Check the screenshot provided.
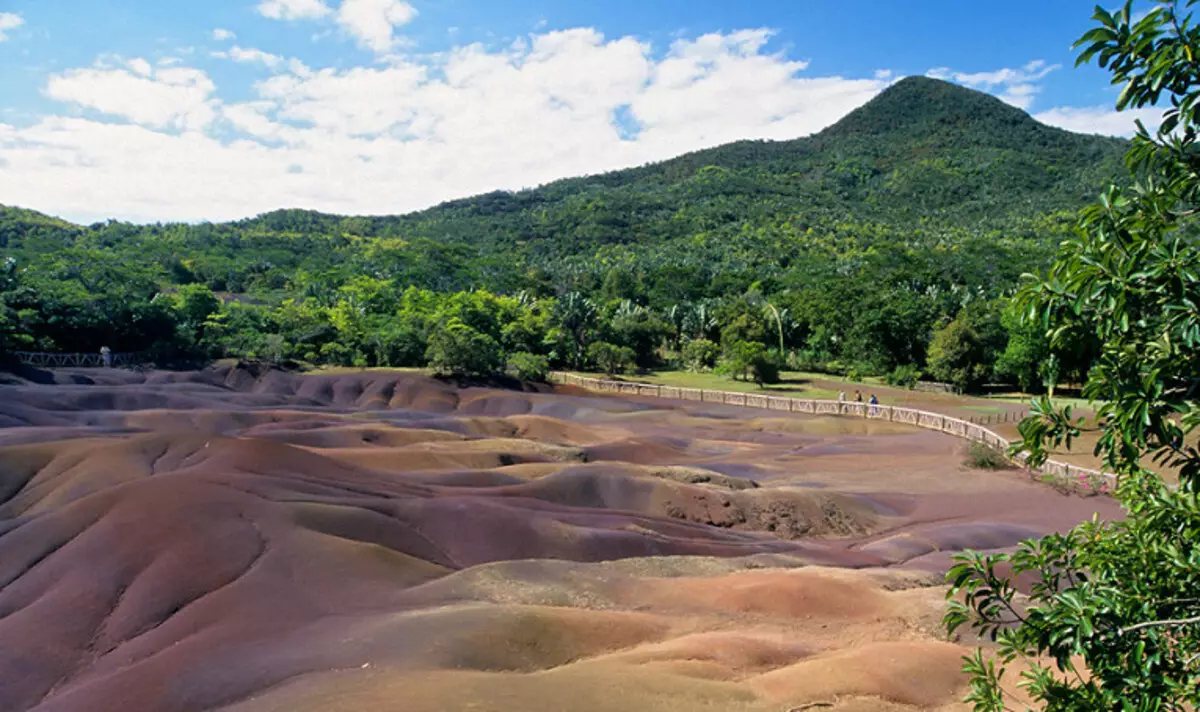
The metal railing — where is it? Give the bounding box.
[549,372,1116,489]
[11,351,141,368]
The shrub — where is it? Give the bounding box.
[318,341,353,366]
[681,338,720,372]
[751,351,783,385]
[721,340,783,385]
[587,341,636,376]
[885,364,922,389]
[507,351,550,382]
[786,348,821,372]
[962,441,1009,470]
[425,319,505,377]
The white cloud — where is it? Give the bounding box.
[0,12,24,42]
[336,0,418,54]
[127,58,153,77]
[5,28,897,223]
[212,28,236,41]
[1034,105,1163,137]
[44,61,217,131]
[213,46,285,70]
[927,59,1060,110]
[257,0,331,21]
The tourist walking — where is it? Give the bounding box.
[100,346,112,368]
[869,393,879,416]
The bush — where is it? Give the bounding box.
[721,340,783,385]
[681,338,720,371]
[587,341,636,376]
[507,351,550,382]
[425,319,505,377]
[962,441,1010,470]
[885,364,922,389]
[751,351,783,385]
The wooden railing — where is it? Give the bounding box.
[11,351,141,368]
[549,372,1116,490]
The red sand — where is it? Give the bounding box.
[0,364,1118,712]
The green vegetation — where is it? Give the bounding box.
[506,351,550,382]
[946,3,1200,709]
[962,441,1010,471]
[2,76,1124,387]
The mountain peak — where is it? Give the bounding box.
[821,75,1040,140]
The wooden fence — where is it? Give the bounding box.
[549,372,1116,490]
[11,351,141,368]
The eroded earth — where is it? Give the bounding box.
[0,364,1120,712]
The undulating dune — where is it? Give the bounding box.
[0,364,1119,712]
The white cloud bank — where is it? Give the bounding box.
[0,12,24,42]
[1,28,890,223]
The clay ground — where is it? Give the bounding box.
[575,369,1144,476]
[0,364,1120,712]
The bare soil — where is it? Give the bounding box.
[0,364,1118,712]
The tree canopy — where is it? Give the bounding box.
[945,2,1200,708]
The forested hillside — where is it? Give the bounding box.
[0,76,1128,390]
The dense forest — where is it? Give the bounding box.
[0,76,1129,390]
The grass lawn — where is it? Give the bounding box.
[307,365,426,375]
[570,369,1027,414]
[569,370,845,400]
[985,392,1099,412]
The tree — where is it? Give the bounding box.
[425,319,505,378]
[171,283,222,356]
[0,257,32,355]
[681,338,720,372]
[926,313,989,392]
[720,340,781,385]
[842,289,935,374]
[587,341,636,376]
[946,4,1200,709]
[606,300,671,368]
[507,351,550,382]
[994,303,1052,393]
[553,292,598,368]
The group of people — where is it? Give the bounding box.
[838,389,879,415]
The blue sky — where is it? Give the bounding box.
[0,0,1159,223]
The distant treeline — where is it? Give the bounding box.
[0,215,1094,392]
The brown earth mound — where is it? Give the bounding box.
[0,364,1118,712]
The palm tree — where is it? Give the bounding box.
[554,292,597,366]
